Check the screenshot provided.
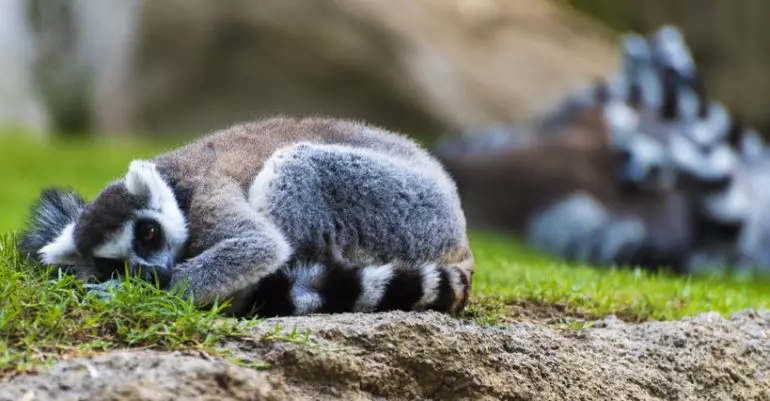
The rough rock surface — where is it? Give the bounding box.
[2,310,768,400]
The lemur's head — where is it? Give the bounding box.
[18,160,189,282]
[600,75,677,193]
[667,87,741,196]
[648,25,697,86]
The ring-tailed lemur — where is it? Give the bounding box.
[433,27,697,271]
[17,116,475,317]
[436,74,692,271]
[670,100,770,276]
[530,26,770,277]
[522,26,726,272]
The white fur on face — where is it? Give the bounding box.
[38,222,80,265]
[88,160,188,264]
[93,222,133,260]
[123,160,188,260]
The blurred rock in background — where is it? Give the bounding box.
[3,0,767,142]
[5,0,617,141]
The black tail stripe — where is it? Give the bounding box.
[375,269,424,312]
[318,265,363,313]
[244,269,295,318]
[457,267,471,312]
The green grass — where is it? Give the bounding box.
[1,131,768,378]
[0,232,261,379]
[465,231,770,326]
[0,133,188,232]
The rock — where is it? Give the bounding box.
[27,0,617,140]
[0,350,285,401]
[2,310,768,400]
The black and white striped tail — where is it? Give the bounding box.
[238,256,474,318]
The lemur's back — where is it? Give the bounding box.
[152,116,449,192]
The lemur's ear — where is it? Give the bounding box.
[17,187,88,266]
[125,160,176,210]
[125,160,157,198]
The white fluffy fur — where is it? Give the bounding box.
[604,101,639,138]
[38,222,80,265]
[669,134,737,180]
[247,146,287,214]
[623,133,672,185]
[289,263,325,315]
[527,192,610,257]
[703,187,749,224]
[415,263,440,308]
[93,222,133,259]
[444,266,465,308]
[353,263,394,312]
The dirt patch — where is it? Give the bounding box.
[2,310,768,400]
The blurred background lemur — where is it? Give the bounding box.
[432,26,769,277]
[17,117,474,318]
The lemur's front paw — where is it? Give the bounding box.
[83,279,122,301]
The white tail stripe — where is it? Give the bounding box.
[415,263,440,308]
[288,263,324,315]
[352,263,394,312]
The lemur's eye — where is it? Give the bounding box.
[143,226,156,242]
[134,219,163,250]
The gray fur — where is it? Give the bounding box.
[253,142,466,264]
